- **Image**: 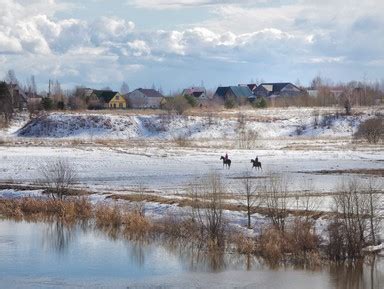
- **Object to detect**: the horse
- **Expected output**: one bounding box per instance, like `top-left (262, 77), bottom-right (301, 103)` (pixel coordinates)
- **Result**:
top-left (251, 159), bottom-right (262, 170)
top-left (220, 156), bottom-right (231, 169)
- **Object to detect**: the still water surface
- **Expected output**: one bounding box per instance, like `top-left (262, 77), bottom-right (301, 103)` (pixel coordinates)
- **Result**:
top-left (0, 219), bottom-right (383, 289)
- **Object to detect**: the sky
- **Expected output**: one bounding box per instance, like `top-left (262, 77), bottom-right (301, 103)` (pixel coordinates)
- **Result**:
top-left (0, 0), bottom-right (383, 93)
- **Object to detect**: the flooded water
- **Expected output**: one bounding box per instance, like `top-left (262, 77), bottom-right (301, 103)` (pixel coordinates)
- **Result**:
top-left (0, 219), bottom-right (383, 289)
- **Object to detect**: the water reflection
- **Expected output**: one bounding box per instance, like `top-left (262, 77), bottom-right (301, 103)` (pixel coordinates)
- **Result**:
top-left (329, 257), bottom-right (383, 289)
top-left (128, 239), bottom-right (148, 267)
top-left (2, 219), bottom-right (383, 289)
top-left (43, 221), bottom-right (74, 253)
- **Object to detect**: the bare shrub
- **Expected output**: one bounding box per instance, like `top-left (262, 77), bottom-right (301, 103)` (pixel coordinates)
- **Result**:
top-left (191, 173), bottom-right (227, 248)
top-left (327, 178), bottom-right (383, 260)
top-left (261, 174), bottom-right (290, 232)
top-left (258, 219), bottom-right (320, 265)
top-left (258, 226), bottom-right (285, 263)
top-left (169, 95), bottom-right (191, 115)
top-left (38, 159), bottom-right (77, 200)
top-left (354, 117), bottom-right (383, 144)
top-left (287, 218), bottom-right (320, 256)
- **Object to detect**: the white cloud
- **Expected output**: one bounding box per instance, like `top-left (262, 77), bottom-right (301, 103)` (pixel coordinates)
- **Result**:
top-left (0, 0), bottom-right (383, 90)
top-left (0, 31), bottom-right (22, 53)
top-left (127, 0), bottom-right (259, 9)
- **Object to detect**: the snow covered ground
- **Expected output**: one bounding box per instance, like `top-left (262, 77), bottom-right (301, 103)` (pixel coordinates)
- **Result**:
top-left (8, 106), bottom-right (382, 141)
top-left (0, 107), bottom-right (383, 216)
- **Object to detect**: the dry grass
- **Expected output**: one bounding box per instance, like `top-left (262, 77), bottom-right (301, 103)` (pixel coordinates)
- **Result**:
top-left (0, 197), bottom-right (93, 224)
top-left (109, 193), bottom-right (327, 219)
top-left (257, 219), bottom-right (321, 265)
top-left (95, 204), bottom-right (122, 228)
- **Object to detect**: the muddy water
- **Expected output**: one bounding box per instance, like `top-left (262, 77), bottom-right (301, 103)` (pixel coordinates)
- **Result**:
top-left (0, 219), bottom-right (383, 289)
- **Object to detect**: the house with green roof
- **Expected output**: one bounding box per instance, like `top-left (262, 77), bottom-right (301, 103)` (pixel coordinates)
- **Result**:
top-left (213, 85), bottom-right (254, 104)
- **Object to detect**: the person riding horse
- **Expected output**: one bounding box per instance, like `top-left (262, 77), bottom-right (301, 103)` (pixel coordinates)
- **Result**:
top-left (251, 156), bottom-right (262, 170)
top-left (220, 154), bottom-right (231, 169)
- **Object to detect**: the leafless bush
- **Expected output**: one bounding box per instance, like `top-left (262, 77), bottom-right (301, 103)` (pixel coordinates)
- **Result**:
top-left (190, 173), bottom-right (227, 248)
top-left (261, 174), bottom-right (290, 232)
top-left (354, 117), bottom-right (383, 144)
top-left (167, 95), bottom-right (191, 115)
top-left (327, 178), bottom-right (383, 260)
top-left (37, 158), bottom-right (77, 200)
top-left (258, 219), bottom-right (320, 265)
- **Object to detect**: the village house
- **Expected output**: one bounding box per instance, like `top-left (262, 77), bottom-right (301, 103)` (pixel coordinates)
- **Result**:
top-left (181, 87), bottom-right (207, 99)
top-left (253, 82), bottom-right (303, 98)
top-left (213, 85), bottom-right (254, 103)
top-left (126, 88), bottom-right (164, 109)
top-left (238, 83), bottom-right (257, 93)
top-left (90, 90), bottom-right (126, 109)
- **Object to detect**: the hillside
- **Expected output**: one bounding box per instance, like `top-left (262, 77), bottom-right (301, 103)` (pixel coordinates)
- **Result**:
top-left (10, 107), bottom-right (383, 141)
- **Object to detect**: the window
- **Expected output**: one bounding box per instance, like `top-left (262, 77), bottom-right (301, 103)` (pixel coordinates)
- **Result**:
top-left (119, 103), bottom-right (123, 108)
top-left (116, 95), bottom-right (120, 100)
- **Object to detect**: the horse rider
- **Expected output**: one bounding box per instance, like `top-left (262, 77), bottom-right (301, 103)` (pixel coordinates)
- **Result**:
top-left (225, 153), bottom-right (228, 161)
top-left (255, 156), bottom-right (258, 163)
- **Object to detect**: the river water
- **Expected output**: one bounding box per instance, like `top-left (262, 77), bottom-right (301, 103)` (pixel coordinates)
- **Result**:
top-left (0, 219), bottom-right (383, 289)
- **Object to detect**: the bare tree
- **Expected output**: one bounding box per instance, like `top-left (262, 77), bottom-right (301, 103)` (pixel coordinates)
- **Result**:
top-left (261, 173), bottom-right (290, 232)
top-left (329, 178), bottom-right (372, 259)
top-left (364, 178), bottom-right (383, 245)
top-left (237, 170), bottom-right (260, 229)
top-left (38, 159), bottom-right (77, 200)
top-left (191, 173), bottom-right (227, 248)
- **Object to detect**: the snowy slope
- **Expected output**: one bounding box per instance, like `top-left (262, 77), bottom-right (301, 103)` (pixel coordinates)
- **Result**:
top-left (13, 108), bottom-right (381, 140)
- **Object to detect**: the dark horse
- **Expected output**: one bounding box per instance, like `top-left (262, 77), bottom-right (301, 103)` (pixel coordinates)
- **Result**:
top-left (251, 159), bottom-right (262, 170)
top-left (220, 156), bottom-right (231, 169)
